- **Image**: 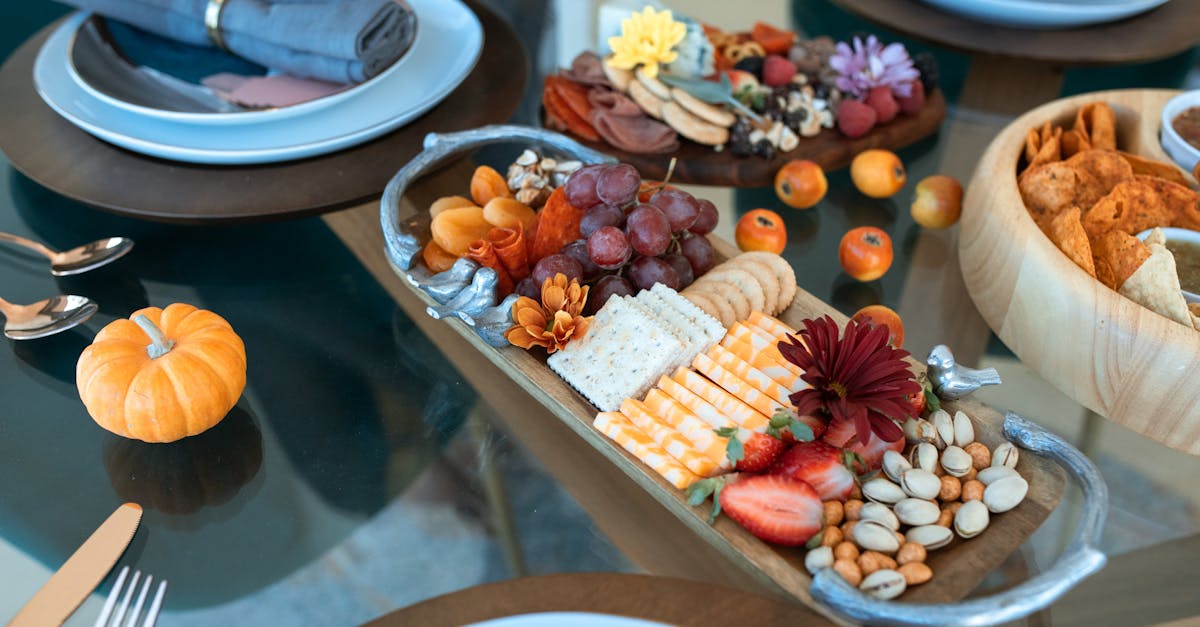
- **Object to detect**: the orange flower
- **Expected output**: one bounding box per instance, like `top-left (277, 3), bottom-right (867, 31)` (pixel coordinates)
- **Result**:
top-left (505, 273), bottom-right (591, 353)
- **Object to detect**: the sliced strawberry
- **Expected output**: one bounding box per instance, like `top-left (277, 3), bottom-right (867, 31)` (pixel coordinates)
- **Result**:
top-left (823, 415), bottom-right (904, 470)
top-left (768, 441), bottom-right (856, 501)
top-left (719, 475), bottom-right (823, 546)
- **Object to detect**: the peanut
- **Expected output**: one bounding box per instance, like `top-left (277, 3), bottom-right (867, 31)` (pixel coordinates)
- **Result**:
top-left (938, 475), bottom-right (962, 502)
top-left (962, 466), bottom-right (978, 481)
top-left (858, 551), bottom-right (898, 575)
top-left (936, 509), bottom-right (954, 527)
top-left (945, 501), bottom-right (963, 515)
top-left (899, 562), bottom-right (933, 586)
top-left (833, 559), bottom-right (863, 586)
top-left (964, 441), bottom-right (992, 469)
top-left (841, 520), bottom-right (857, 539)
top-left (822, 525), bottom-right (844, 548)
top-left (848, 484), bottom-right (863, 500)
top-left (824, 501), bottom-right (845, 527)
top-left (962, 479), bottom-right (985, 502)
top-left (844, 499), bottom-right (864, 521)
top-left (834, 541), bottom-right (860, 562)
top-left (896, 542), bottom-right (927, 565)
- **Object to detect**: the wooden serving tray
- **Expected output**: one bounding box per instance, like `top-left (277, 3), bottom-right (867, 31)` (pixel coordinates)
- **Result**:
top-left (389, 227), bottom-right (1065, 612)
top-left (548, 89), bottom-right (946, 187)
top-left (960, 89), bottom-right (1200, 455)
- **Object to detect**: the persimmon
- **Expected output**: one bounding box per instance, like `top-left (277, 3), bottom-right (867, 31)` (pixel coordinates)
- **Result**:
top-left (839, 226), bottom-right (893, 281)
top-left (736, 209), bottom-right (787, 254)
top-left (851, 304), bottom-right (904, 347)
top-left (850, 149), bottom-right (906, 198)
top-left (910, 175), bottom-right (963, 228)
top-left (774, 160), bottom-right (827, 209)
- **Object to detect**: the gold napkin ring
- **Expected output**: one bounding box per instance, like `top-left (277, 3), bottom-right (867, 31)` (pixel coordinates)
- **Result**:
top-left (204, 0), bottom-right (230, 51)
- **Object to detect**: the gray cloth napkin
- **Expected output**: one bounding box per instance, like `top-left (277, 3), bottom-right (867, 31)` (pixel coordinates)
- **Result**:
top-left (58, 0), bottom-right (416, 84)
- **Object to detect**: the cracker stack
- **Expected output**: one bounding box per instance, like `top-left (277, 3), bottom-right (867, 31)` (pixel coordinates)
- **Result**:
top-left (681, 252), bottom-right (797, 327)
top-left (547, 286), bottom-right (724, 412)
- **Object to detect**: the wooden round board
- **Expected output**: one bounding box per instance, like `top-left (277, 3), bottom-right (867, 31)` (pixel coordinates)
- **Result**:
top-left (832, 0), bottom-right (1200, 65)
top-left (959, 88), bottom-right (1200, 455)
top-left (550, 89), bottom-right (946, 187)
top-left (0, 2), bottom-right (526, 224)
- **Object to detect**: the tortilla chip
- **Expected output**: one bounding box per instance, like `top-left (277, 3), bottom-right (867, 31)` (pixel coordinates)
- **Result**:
top-left (1129, 175), bottom-right (1200, 230)
top-left (1074, 102), bottom-right (1117, 151)
top-left (1020, 149), bottom-right (1133, 228)
top-left (1032, 126), bottom-right (1062, 170)
top-left (1082, 178), bottom-right (1176, 238)
top-left (1091, 230), bottom-right (1151, 290)
top-left (1061, 128), bottom-right (1092, 158)
top-left (1119, 152), bottom-right (1192, 186)
top-left (1047, 206), bottom-right (1095, 277)
top-left (1145, 226), bottom-right (1167, 248)
top-left (1024, 127), bottom-right (1042, 166)
top-left (1119, 241), bottom-right (1192, 327)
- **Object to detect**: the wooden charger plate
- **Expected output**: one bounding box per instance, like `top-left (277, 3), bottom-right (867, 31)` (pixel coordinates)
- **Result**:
top-left (959, 88), bottom-right (1200, 455)
top-left (547, 89), bottom-right (945, 187)
top-left (389, 208), bottom-right (1064, 616)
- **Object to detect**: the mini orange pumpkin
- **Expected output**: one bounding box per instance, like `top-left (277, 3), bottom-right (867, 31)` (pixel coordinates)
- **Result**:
top-left (77, 303), bottom-right (247, 443)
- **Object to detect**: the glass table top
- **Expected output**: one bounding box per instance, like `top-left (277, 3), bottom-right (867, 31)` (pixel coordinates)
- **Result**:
top-left (2, 1), bottom-right (1200, 625)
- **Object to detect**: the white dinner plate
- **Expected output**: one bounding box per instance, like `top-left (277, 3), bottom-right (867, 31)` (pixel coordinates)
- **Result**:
top-left (33, 0), bottom-right (482, 164)
top-left (919, 0), bottom-right (1170, 29)
top-left (465, 612), bottom-right (674, 627)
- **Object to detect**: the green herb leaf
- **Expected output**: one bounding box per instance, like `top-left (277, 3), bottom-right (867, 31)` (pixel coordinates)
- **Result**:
top-left (659, 73), bottom-right (731, 104)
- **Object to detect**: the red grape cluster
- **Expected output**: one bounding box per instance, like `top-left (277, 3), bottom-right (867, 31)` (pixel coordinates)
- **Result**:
top-left (514, 163), bottom-right (719, 314)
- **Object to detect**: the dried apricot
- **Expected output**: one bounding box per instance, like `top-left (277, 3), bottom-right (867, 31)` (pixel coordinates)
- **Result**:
top-left (470, 166), bottom-right (512, 206)
top-left (422, 240), bottom-right (458, 273)
top-left (430, 195), bottom-right (477, 218)
top-left (483, 197), bottom-right (537, 230)
top-left (431, 206), bottom-right (493, 257)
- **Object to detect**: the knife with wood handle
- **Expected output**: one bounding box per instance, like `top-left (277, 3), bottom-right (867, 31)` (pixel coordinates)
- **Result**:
top-left (8, 503), bottom-right (142, 627)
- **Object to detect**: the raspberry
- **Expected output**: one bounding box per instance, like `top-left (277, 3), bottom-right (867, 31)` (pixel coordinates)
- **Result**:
top-left (865, 86), bottom-right (899, 124)
top-left (762, 55), bottom-right (797, 87)
top-left (896, 80), bottom-right (926, 116)
top-left (836, 99), bottom-right (877, 139)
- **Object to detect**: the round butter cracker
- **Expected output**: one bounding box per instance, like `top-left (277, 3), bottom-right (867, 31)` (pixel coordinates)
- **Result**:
top-left (695, 267), bottom-right (767, 315)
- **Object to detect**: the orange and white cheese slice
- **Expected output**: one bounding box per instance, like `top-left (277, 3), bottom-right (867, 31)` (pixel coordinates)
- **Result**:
top-left (706, 344), bottom-right (798, 408)
top-left (642, 388), bottom-right (731, 470)
top-left (749, 311), bottom-right (796, 340)
top-left (594, 411), bottom-right (700, 489)
top-left (692, 353), bottom-right (787, 419)
top-left (719, 334), bottom-right (801, 390)
top-left (672, 367), bottom-right (771, 432)
top-left (726, 322), bottom-right (798, 372)
top-left (620, 398), bottom-right (720, 477)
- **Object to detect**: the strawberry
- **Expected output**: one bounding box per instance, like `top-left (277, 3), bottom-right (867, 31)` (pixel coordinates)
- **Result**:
top-left (865, 86), bottom-right (899, 124)
top-left (719, 475), bottom-right (823, 546)
top-left (764, 410), bottom-right (824, 443)
top-left (724, 69), bottom-right (760, 94)
top-left (896, 79), bottom-right (926, 116)
top-left (836, 99), bottom-right (876, 138)
top-left (762, 54), bottom-right (798, 87)
top-left (822, 415), bottom-right (904, 470)
top-left (768, 441), bottom-right (857, 501)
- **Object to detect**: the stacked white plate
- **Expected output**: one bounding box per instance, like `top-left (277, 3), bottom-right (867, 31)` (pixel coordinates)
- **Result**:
top-left (33, 0), bottom-right (483, 164)
top-left (919, 0), bottom-right (1170, 29)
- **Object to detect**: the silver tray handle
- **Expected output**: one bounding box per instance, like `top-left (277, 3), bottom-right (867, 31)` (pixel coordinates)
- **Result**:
top-left (809, 411), bottom-right (1108, 626)
top-left (381, 125), bottom-right (618, 271)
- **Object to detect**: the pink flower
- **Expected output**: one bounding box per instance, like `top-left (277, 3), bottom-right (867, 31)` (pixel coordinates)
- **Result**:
top-left (829, 35), bottom-right (920, 99)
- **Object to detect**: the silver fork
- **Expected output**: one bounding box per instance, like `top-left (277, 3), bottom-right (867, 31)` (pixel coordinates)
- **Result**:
top-left (92, 566), bottom-right (167, 627)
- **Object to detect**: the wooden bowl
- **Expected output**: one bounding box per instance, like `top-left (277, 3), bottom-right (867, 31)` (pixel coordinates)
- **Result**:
top-left (959, 88), bottom-right (1200, 454)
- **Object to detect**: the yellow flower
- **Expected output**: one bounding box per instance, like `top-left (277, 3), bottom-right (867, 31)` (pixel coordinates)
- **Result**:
top-left (606, 6), bottom-right (687, 79)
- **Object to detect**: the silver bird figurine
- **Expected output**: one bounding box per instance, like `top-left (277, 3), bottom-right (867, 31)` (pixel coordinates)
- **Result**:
top-left (926, 344), bottom-right (1002, 400)
top-left (411, 258), bottom-right (480, 305)
top-left (427, 267), bottom-right (498, 320)
top-left (466, 293), bottom-right (520, 347)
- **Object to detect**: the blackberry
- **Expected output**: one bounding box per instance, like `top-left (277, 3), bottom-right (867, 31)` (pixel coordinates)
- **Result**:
top-left (913, 52), bottom-right (939, 93)
top-left (733, 56), bottom-right (765, 80)
top-left (729, 119), bottom-right (755, 157)
top-left (753, 139), bottom-right (775, 160)
top-left (783, 107), bottom-right (808, 130)
top-left (813, 82), bottom-right (831, 101)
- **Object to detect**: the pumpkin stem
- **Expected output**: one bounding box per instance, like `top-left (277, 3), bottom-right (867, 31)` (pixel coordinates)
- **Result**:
top-left (134, 314), bottom-right (175, 359)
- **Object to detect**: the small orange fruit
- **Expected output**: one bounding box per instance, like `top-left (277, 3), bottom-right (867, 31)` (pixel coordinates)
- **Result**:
top-left (839, 226), bottom-right (893, 281)
top-left (910, 175), bottom-right (963, 228)
top-left (774, 160), bottom-right (828, 209)
top-left (851, 304), bottom-right (904, 347)
top-left (850, 149), bottom-right (906, 198)
top-left (735, 209), bottom-right (787, 254)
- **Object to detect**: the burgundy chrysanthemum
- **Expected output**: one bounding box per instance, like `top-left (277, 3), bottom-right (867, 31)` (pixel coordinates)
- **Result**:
top-left (778, 315), bottom-right (921, 446)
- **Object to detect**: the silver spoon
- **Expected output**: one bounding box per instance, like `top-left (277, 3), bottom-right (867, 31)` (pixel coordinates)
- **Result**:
top-left (0, 295), bottom-right (98, 340)
top-left (0, 232), bottom-right (133, 276)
